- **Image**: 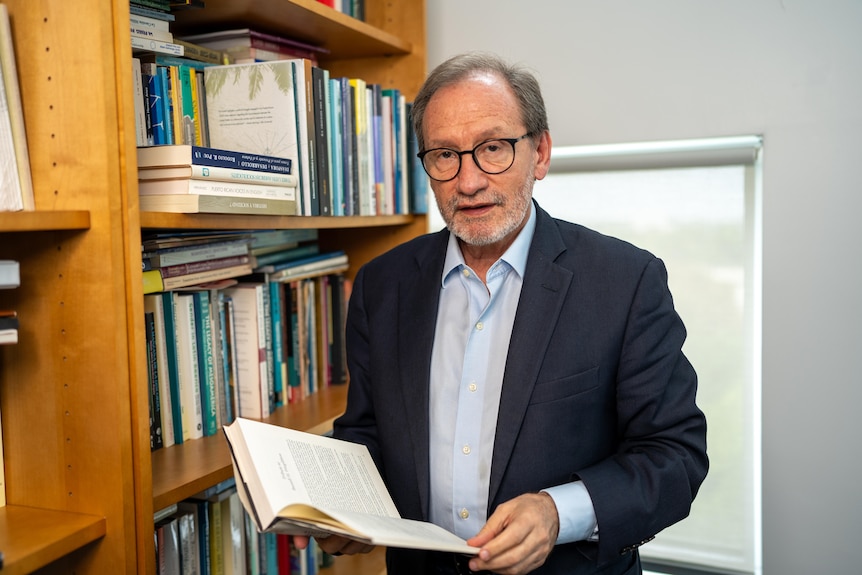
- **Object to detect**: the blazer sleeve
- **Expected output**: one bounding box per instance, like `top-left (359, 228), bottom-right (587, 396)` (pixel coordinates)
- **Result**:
top-left (576, 256), bottom-right (708, 565)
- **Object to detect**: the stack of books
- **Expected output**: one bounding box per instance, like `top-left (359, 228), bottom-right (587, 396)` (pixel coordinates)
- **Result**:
top-left (178, 28), bottom-right (328, 65)
top-left (137, 144), bottom-right (299, 215)
top-left (141, 233), bottom-right (254, 293)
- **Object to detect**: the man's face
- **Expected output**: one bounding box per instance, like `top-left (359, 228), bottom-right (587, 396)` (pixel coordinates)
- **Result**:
top-left (423, 73), bottom-right (551, 249)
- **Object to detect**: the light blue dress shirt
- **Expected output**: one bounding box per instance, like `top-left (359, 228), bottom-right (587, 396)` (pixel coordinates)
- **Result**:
top-left (428, 204), bottom-right (598, 544)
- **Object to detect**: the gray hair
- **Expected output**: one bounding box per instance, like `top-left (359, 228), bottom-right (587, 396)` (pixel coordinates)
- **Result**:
top-left (411, 51), bottom-right (549, 151)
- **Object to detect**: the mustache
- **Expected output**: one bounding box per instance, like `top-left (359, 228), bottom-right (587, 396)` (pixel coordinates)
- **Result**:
top-left (445, 193), bottom-right (504, 212)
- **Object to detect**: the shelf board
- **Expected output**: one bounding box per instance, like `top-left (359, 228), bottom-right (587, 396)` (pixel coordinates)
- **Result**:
top-left (152, 384), bottom-right (350, 511)
top-left (0, 210), bottom-right (90, 232)
top-left (0, 505), bottom-right (106, 575)
top-left (171, 0), bottom-right (411, 59)
top-left (140, 212), bottom-right (415, 231)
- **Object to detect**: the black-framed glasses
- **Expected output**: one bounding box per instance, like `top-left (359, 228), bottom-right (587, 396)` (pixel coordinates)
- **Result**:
top-left (417, 133), bottom-right (532, 182)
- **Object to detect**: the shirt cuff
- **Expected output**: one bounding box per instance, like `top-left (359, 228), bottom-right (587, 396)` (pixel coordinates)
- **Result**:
top-left (542, 480), bottom-right (598, 544)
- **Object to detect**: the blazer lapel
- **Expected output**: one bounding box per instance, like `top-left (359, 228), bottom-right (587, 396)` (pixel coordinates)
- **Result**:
top-left (396, 230), bottom-right (448, 519)
top-left (489, 205), bottom-right (573, 506)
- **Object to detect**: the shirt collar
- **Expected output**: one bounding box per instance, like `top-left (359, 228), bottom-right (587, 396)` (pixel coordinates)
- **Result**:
top-left (440, 201), bottom-right (537, 286)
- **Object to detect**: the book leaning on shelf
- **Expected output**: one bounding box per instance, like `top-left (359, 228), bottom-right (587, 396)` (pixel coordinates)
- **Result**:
top-left (224, 418), bottom-right (479, 555)
top-left (0, 4), bottom-right (34, 211)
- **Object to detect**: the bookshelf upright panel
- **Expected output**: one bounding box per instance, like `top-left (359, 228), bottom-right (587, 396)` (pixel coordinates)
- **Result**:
top-left (0, 0), bottom-right (147, 573)
top-left (1, 0), bottom-right (428, 572)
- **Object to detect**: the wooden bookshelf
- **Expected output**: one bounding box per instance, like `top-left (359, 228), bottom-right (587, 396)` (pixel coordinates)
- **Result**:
top-left (151, 385), bottom-right (350, 511)
top-left (0, 506), bottom-right (106, 575)
top-left (0, 0), bottom-right (426, 573)
top-left (0, 210), bottom-right (90, 232)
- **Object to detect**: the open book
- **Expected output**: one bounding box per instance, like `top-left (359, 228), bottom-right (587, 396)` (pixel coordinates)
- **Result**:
top-left (223, 418), bottom-right (479, 555)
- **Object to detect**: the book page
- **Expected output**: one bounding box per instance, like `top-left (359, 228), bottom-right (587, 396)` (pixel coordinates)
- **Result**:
top-left (225, 418), bottom-right (400, 531)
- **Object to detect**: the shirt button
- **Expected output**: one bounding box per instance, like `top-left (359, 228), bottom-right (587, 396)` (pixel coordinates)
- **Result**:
top-left (468, 382), bottom-right (477, 392)
top-left (462, 444), bottom-right (471, 455)
top-left (460, 508), bottom-right (470, 520)
top-left (462, 269), bottom-right (471, 278)
top-left (475, 321), bottom-right (484, 331)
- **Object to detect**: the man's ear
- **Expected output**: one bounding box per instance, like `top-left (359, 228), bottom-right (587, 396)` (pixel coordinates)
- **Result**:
top-left (533, 130), bottom-right (552, 180)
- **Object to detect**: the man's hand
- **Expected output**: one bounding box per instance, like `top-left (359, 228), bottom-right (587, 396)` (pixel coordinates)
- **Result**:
top-left (466, 492), bottom-right (560, 575)
top-left (292, 534), bottom-right (375, 556)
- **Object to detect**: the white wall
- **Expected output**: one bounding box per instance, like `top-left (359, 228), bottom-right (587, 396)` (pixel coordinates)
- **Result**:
top-left (425, 1), bottom-right (862, 574)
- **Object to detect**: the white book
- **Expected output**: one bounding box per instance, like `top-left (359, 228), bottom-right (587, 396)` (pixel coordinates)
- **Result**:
top-left (224, 418), bottom-right (479, 555)
top-left (175, 293), bottom-right (203, 440)
top-left (204, 60), bottom-right (301, 207)
top-left (221, 284), bottom-right (268, 419)
top-left (138, 176), bottom-right (296, 201)
top-left (131, 58), bottom-right (147, 147)
top-left (131, 35), bottom-right (184, 56)
top-left (0, 259), bottom-right (19, 289)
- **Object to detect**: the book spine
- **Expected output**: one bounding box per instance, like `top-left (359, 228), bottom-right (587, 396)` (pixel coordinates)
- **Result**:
top-left (160, 263), bottom-right (253, 291)
top-left (157, 66), bottom-right (175, 144)
top-left (131, 35), bottom-right (185, 56)
top-left (140, 194), bottom-right (298, 216)
top-left (139, 178), bottom-right (296, 200)
top-left (130, 13), bottom-right (171, 32)
top-left (176, 293), bottom-right (204, 440)
top-left (173, 39), bottom-right (226, 65)
top-left (143, 269), bottom-right (165, 294)
top-left (224, 286), bottom-right (264, 420)
top-left (194, 291), bottom-right (219, 437)
top-left (159, 254), bottom-right (250, 279)
top-left (269, 281), bottom-right (285, 408)
top-left (191, 147), bottom-right (293, 175)
top-left (145, 311), bottom-right (164, 450)
top-left (129, 3), bottom-right (176, 21)
top-left (162, 292), bottom-right (185, 444)
top-left (145, 294), bottom-right (175, 448)
top-left (146, 240), bottom-right (249, 267)
top-left (189, 165), bottom-right (298, 187)
top-left (256, 285), bottom-right (272, 418)
top-left (130, 27), bottom-right (173, 43)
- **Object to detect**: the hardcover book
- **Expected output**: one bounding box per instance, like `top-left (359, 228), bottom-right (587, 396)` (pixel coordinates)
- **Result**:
top-left (204, 61), bottom-right (300, 185)
top-left (224, 418), bottom-right (479, 555)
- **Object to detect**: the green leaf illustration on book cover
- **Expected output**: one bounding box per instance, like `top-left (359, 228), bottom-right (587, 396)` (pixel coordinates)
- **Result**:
top-left (204, 62), bottom-right (299, 168)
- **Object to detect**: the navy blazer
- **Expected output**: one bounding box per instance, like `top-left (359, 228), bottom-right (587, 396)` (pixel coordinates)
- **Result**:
top-left (334, 202), bottom-right (708, 574)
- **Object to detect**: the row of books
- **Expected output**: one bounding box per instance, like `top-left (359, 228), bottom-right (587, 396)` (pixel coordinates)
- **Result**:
top-left (315, 0), bottom-right (365, 21)
top-left (136, 144), bottom-right (300, 217)
top-left (0, 5), bottom-right (34, 212)
top-left (156, 479), bottom-right (329, 575)
top-left (132, 57), bottom-right (429, 217)
top-left (142, 231), bottom-right (349, 449)
top-left (130, 14), bottom-right (429, 216)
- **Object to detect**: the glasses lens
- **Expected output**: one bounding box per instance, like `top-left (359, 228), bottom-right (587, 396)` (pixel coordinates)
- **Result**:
top-left (422, 148), bottom-right (460, 181)
top-left (474, 139), bottom-right (516, 174)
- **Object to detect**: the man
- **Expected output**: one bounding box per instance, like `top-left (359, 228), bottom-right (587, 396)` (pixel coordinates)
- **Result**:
top-left (308, 52), bottom-right (708, 575)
